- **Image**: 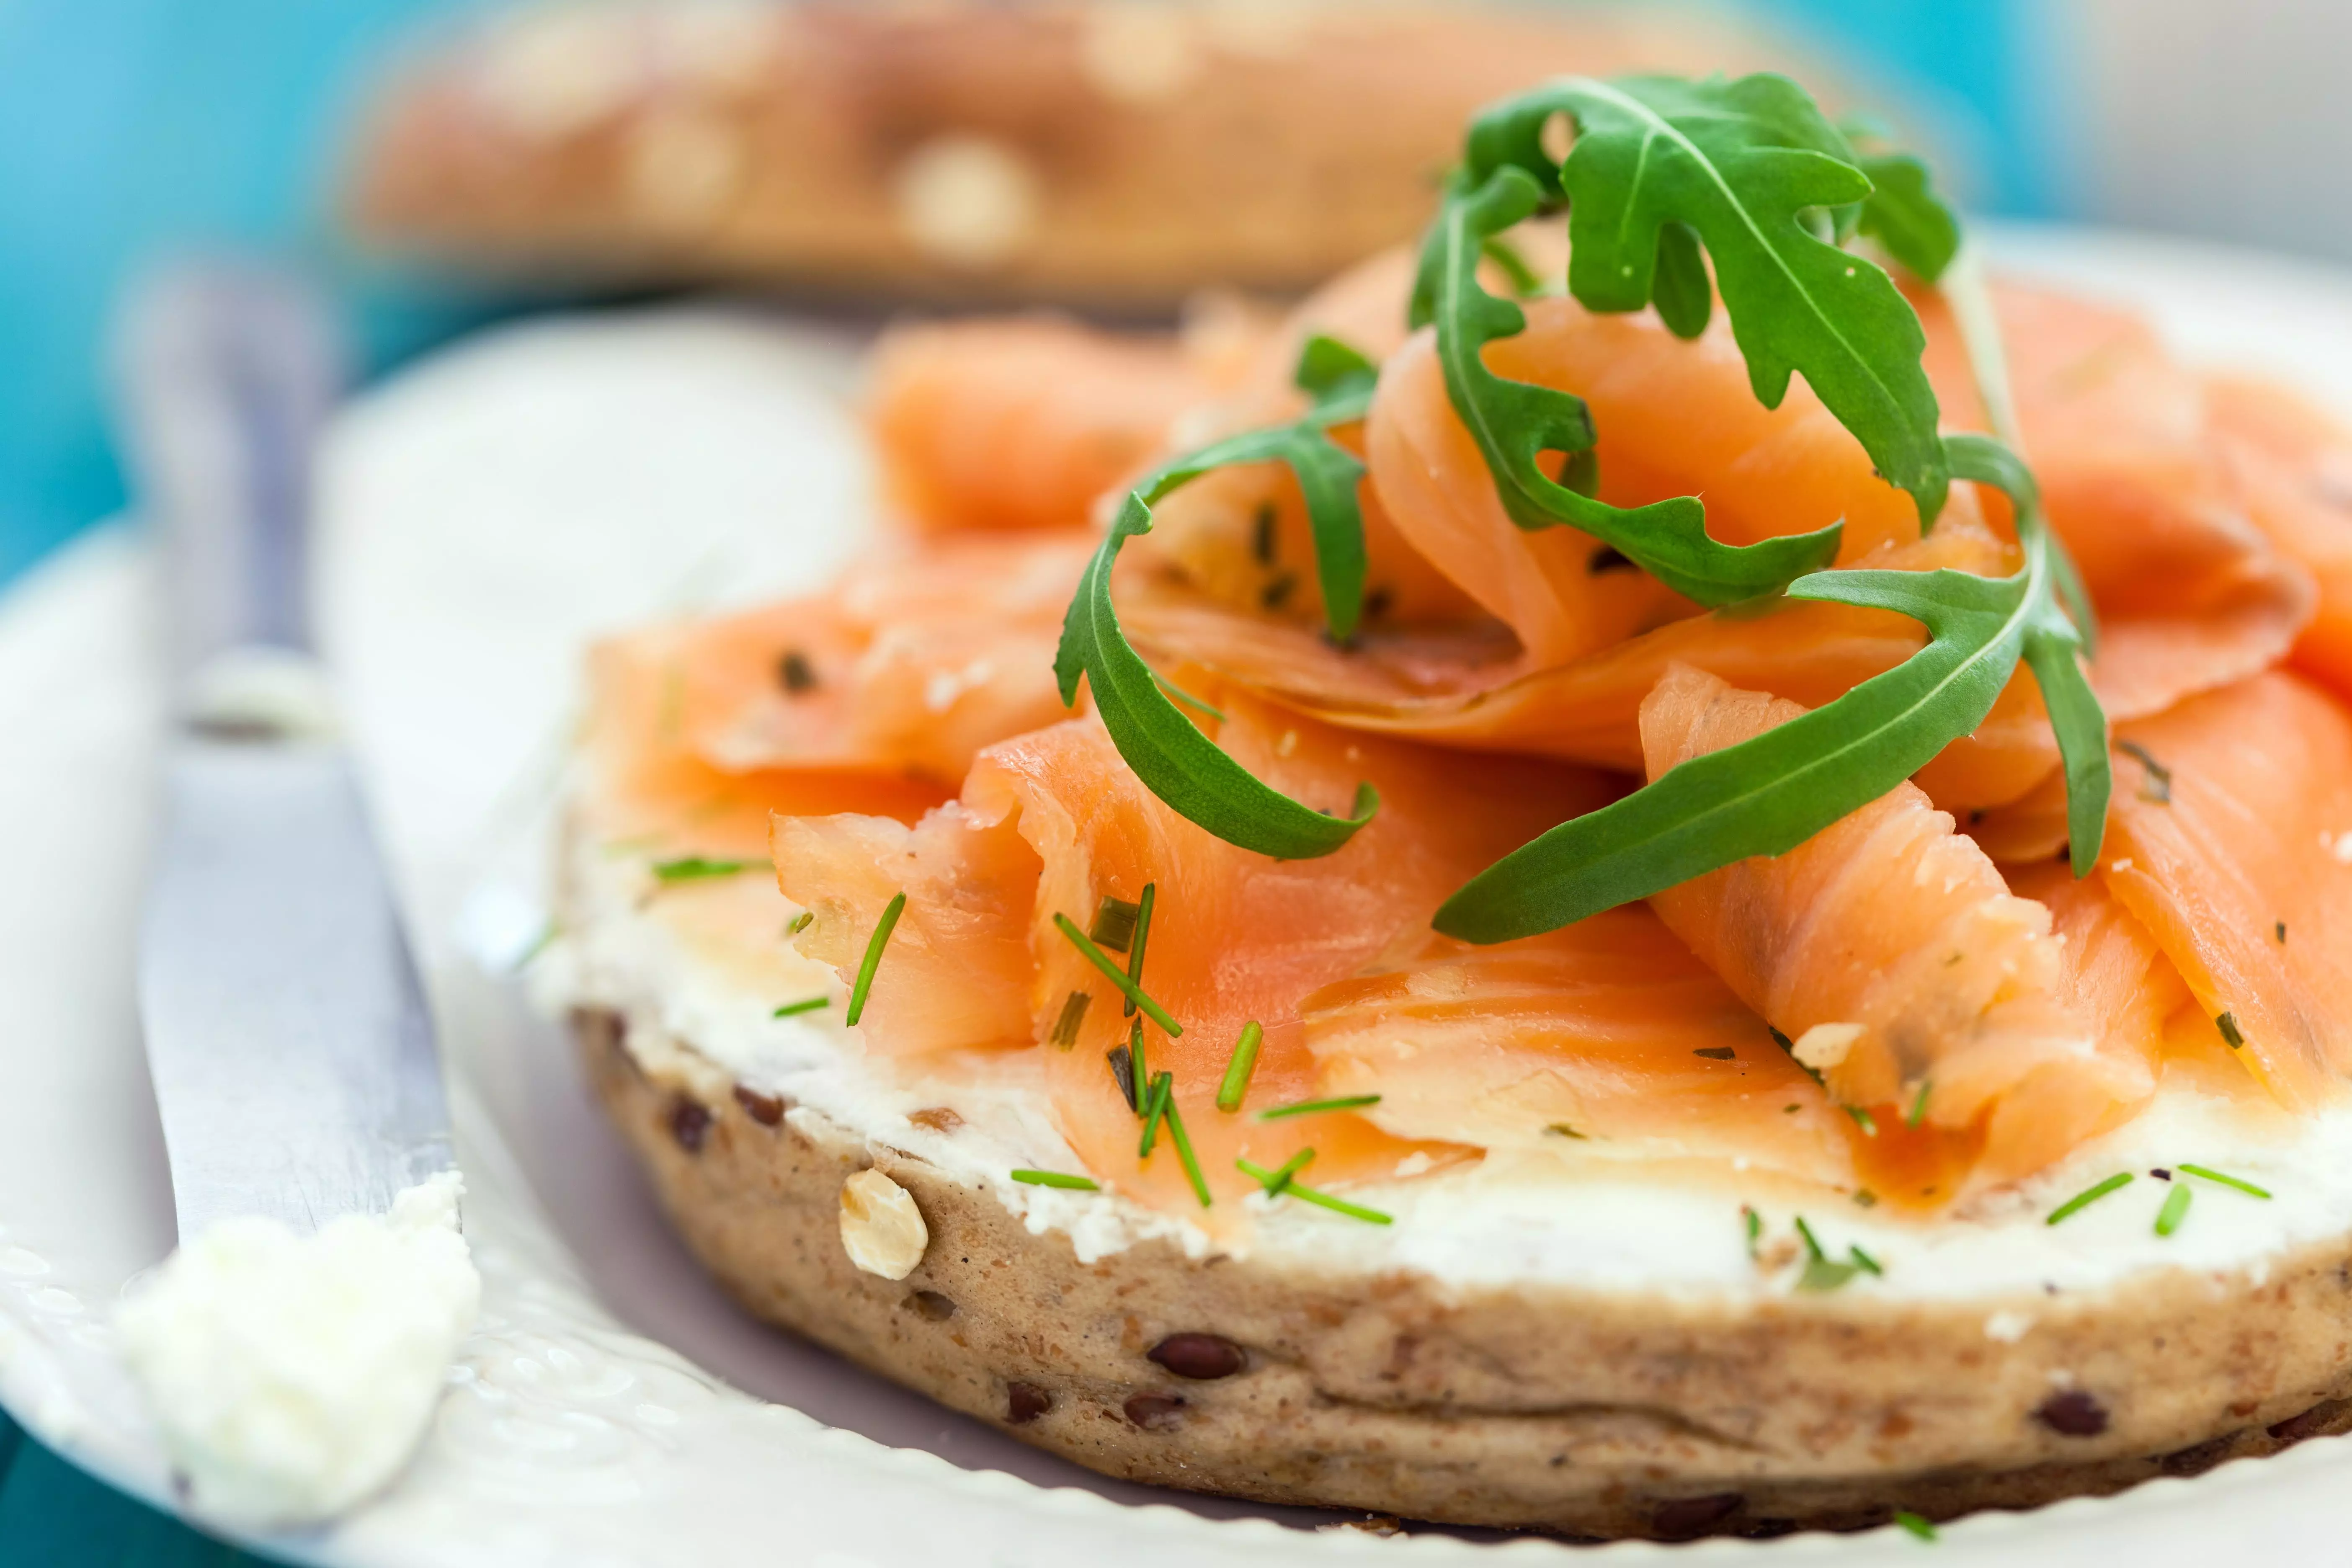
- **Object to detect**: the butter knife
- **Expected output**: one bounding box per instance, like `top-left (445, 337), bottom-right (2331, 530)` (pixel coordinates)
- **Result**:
top-left (122, 263), bottom-right (456, 1242)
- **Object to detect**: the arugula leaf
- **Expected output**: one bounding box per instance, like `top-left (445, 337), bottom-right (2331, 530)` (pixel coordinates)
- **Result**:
top-left (1852, 152), bottom-right (1961, 283)
top-left (1835, 111), bottom-right (1963, 284)
top-left (1413, 166), bottom-right (1844, 606)
top-left (1433, 431), bottom-right (2106, 941)
top-left (1449, 73), bottom-right (1952, 526)
top-left (1055, 472), bottom-right (1378, 864)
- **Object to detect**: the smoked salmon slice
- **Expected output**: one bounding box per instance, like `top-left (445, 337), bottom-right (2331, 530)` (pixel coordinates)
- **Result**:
top-left (1300, 909), bottom-right (1854, 1186)
top-left (868, 316), bottom-right (1235, 534)
top-left (1638, 665), bottom-right (2149, 1184)
top-left (772, 694), bottom-right (1612, 1221)
top-left (2089, 671), bottom-right (2352, 1109)
top-left (590, 531), bottom-right (1094, 812)
top-left (2204, 375), bottom-right (2352, 697)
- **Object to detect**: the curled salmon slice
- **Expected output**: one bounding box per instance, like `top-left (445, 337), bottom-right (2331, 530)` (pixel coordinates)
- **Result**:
top-left (770, 695), bottom-right (1610, 1222)
top-left (590, 532), bottom-right (1094, 812)
top-left (969, 697), bottom-right (1609, 1219)
top-left (868, 316), bottom-right (1238, 534)
top-left (1639, 665), bottom-right (2145, 1184)
top-left (1300, 910), bottom-right (1854, 1186)
top-left (1120, 281), bottom-right (2300, 818)
top-left (771, 802), bottom-right (1039, 1055)
top-left (1135, 250), bottom-right (1482, 631)
top-left (2088, 672), bottom-right (2352, 1109)
top-left (2204, 374), bottom-right (2352, 698)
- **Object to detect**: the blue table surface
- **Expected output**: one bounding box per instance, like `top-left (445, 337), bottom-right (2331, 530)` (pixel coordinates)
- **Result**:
top-left (0, 0), bottom-right (2042, 1558)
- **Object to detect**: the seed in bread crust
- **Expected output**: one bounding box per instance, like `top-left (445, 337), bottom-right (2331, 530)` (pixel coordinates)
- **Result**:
top-left (1123, 1392), bottom-right (1186, 1431)
top-left (1147, 1333), bottom-right (1245, 1380)
top-left (669, 1097), bottom-right (713, 1151)
top-left (1006, 1382), bottom-right (1052, 1424)
top-left (839, 1168), bottom-right (929, 1280)
top-left (1652, 1493), bottom-right (1743, 1539)
top-left (893, 135), bottom-right (1041, 269)
top-left (2267, 1396), bottom-right (2352, 1444)
top-left (2036, 1389), bottom-right (2111, 1437)
top-left (733, 1086), bottom-right (785, 1126)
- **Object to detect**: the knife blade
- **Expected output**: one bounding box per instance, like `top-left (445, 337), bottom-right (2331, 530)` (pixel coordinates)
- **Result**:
top-left (121, 263), bottom-right (454, 1241)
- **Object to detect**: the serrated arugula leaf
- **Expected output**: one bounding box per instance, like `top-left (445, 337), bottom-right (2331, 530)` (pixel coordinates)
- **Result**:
top-left (1413, 166), bottom-right (1843, 606)
top-left (1852, 152), bottom-right (1961, 283)
top-left (1454, 73), bottom-right (1951, 526)
top-left (1835, 112), bottom-right (1964, 284)
top-left (1433, 430), bottom-right (2108, 941)
top-left (1053, 441), bottom-right (1378, 864)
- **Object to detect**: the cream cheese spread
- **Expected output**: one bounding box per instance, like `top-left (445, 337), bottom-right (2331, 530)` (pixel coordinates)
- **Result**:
top-left (116, 1173), bottom-right (480, 1527)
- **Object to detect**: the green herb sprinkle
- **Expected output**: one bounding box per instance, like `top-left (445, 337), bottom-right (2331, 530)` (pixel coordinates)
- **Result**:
top-left (844, 891), bottom-right (906, 1027)
top-left (1217, 1021), bottom-right (1265, 1112)
top-left (1011, 1169), bottom-right (1098, 1191)
top-left (2048, 1172), bottom-right (2134, 1225)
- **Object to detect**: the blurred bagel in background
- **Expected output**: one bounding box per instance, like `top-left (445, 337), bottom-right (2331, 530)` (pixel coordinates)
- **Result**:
top-left (340, 0), bottom-right (1838, 307)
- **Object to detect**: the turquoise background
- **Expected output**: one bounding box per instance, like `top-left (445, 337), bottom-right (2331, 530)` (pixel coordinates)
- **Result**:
top-left (0, 0), bottom-right (2039, 1560)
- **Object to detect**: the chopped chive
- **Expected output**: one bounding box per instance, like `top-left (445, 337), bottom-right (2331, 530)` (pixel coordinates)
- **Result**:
top-left (1128, 1018), bottom-right (1149, 1112)
top-left (1011, 1168), bottom-right (1098, 1191)
top-left (1162, 1092), bottom-right (1212, 1208)
top-left (1257, 1094), bottom-right (1382, 1122)
top-left (2178, 1163), bottom-right (2272, 1200)
top-left (2277, 920), bottom-right (2288, 944)
top-left (1150, 671), bottom-right (1227, 723)
top-left (1794, 1215), bottom-right (1827, 1262)
top-left (1123, 883), bottom-right (1157, 1019)
top-left (2155, 1181), bottom-right (2194, 1237)
top-left (844, 891), bottom-right (906, 1026)
top-left (1088, 895), bottom-right (1142, 953)
top-left (1216, 1021), bottom-right (1266, 1111)
top-left (2117, 739), bottom-right (2171, 804)
top-left (2047, 1171), bottom-right (2134, 1225)
top-left (1742, 1205), bottom-right (1761, 1259)
top-left (1693, 1045), bottom-right (1737, 1061)
top-left (1138, 1071), bottom-right (1173, 1158)
top-left (1854, 1189), bottom-right (1879, 1209)
top-left (1259, 1147), bottom-right (1316, 1196)
top-left (1893, 1511), bottom-right (1937, 1542)
top-left (1236, 1160), bottom-right (1390, 1224)
top-left (1049, 989), bottom-right (1092, 1049)
top-left (651, 856), bottom-right (754, 883)
top-left (1849, 1244), bottom-right (1884, 1276)
top-left (1054, 993), bottom-right (1096, 1049)
top-left (1847, 1105), bottom-right (1880, 1137)
top-left (1106, 1042), bottom-right (1137, 1109)
top-left (1261, 571), bottom-right (1298, 610)
top-left (779, 648), bottom-right (818, 694)
top-left (1251, 504), bottom-right (1277, 564)
top-left (786, 910), bottom-right (815, 936)
top-left (1907, 1079), bottom-right (1933, 1128)
top-left (1798, 1256), bottom-right (1861, 1293)
top-left (1547, 1122), bottom-right (1589, 1140)
top-left (1052, 913), bottom-right (1182, 1035)
top-left (2216, 1012), bottom-right (2246, 1050)
top-left (773, 996), bottom-right (828, 1018)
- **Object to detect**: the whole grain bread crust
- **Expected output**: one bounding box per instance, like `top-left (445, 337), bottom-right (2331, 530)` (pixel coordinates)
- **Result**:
top-left (573, 1006), bottom-right (2352, 1540)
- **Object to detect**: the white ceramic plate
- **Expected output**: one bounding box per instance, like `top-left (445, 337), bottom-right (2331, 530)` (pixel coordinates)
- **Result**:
top-left (7, 228), bottom-right (2352, 1568)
